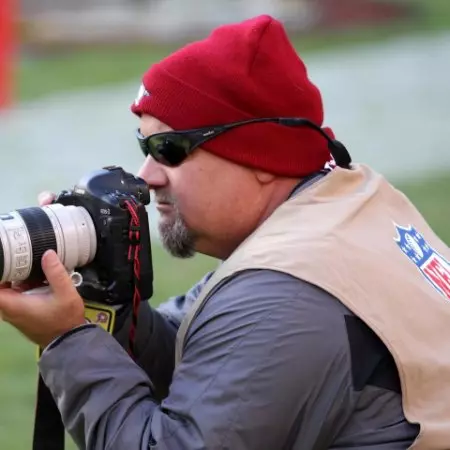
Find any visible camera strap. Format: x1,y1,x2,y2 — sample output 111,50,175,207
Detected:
32,303,117,450
33,371,65,450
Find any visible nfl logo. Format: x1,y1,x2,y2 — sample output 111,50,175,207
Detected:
395,224,450,301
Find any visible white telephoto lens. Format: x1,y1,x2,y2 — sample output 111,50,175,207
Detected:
42,204,97,271
0,204,97,283
0,211,34,282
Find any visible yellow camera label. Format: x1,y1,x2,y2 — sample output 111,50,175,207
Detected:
84,302,117,334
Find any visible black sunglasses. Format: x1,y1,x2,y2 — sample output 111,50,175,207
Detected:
136,117,351,169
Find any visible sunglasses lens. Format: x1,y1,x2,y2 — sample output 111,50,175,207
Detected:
147,134,191,166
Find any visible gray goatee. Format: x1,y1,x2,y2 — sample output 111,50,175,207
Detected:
158,201,196,258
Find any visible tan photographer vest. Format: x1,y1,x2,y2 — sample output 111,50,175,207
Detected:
175,164,450,449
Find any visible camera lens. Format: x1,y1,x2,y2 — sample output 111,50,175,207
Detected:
0,204,97,283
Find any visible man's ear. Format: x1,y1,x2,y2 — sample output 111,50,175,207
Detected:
254,169,276,185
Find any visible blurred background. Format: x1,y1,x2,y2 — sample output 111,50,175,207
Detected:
0,0,449,448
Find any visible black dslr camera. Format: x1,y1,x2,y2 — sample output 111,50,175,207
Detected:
56,166,154,304
0,166,153,305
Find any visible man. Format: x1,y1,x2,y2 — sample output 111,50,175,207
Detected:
1,14,450,450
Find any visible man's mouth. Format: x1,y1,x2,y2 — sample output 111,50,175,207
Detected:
155,202,174,212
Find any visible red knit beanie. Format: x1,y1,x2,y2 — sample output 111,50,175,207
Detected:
131,15,334,177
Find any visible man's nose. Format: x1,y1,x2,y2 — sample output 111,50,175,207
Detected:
137,156,168,189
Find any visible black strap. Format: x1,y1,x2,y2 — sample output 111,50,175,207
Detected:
33,373,65,450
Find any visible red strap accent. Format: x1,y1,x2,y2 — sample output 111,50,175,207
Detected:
123,200,142,360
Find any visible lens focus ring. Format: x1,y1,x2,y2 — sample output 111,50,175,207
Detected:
17,207,57,281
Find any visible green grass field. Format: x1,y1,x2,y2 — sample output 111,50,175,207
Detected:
1,1,449,447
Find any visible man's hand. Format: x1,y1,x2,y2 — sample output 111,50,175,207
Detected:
0,250,86,349
0,191,86,348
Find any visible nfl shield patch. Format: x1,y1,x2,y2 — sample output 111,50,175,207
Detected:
395,224,450,301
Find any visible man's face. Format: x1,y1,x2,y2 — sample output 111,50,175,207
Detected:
137,115,269,260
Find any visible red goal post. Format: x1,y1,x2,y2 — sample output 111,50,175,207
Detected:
0,0,16,109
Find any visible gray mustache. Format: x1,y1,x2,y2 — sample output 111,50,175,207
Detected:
154,192,175,205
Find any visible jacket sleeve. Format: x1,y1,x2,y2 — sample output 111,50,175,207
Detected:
112,271,215,399
38,270,355,450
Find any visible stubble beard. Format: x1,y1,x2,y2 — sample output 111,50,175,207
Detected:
158,202,196,258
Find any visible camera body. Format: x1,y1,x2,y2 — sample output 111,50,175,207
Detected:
56,166,153,305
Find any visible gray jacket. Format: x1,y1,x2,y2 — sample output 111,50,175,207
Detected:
39,269,418,449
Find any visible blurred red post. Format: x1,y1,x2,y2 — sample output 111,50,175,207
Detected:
0,0,16,109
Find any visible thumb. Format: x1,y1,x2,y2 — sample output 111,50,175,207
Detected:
41,250,78,298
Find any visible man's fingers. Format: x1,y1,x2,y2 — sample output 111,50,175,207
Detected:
37,191,55,206
41,250,77,298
